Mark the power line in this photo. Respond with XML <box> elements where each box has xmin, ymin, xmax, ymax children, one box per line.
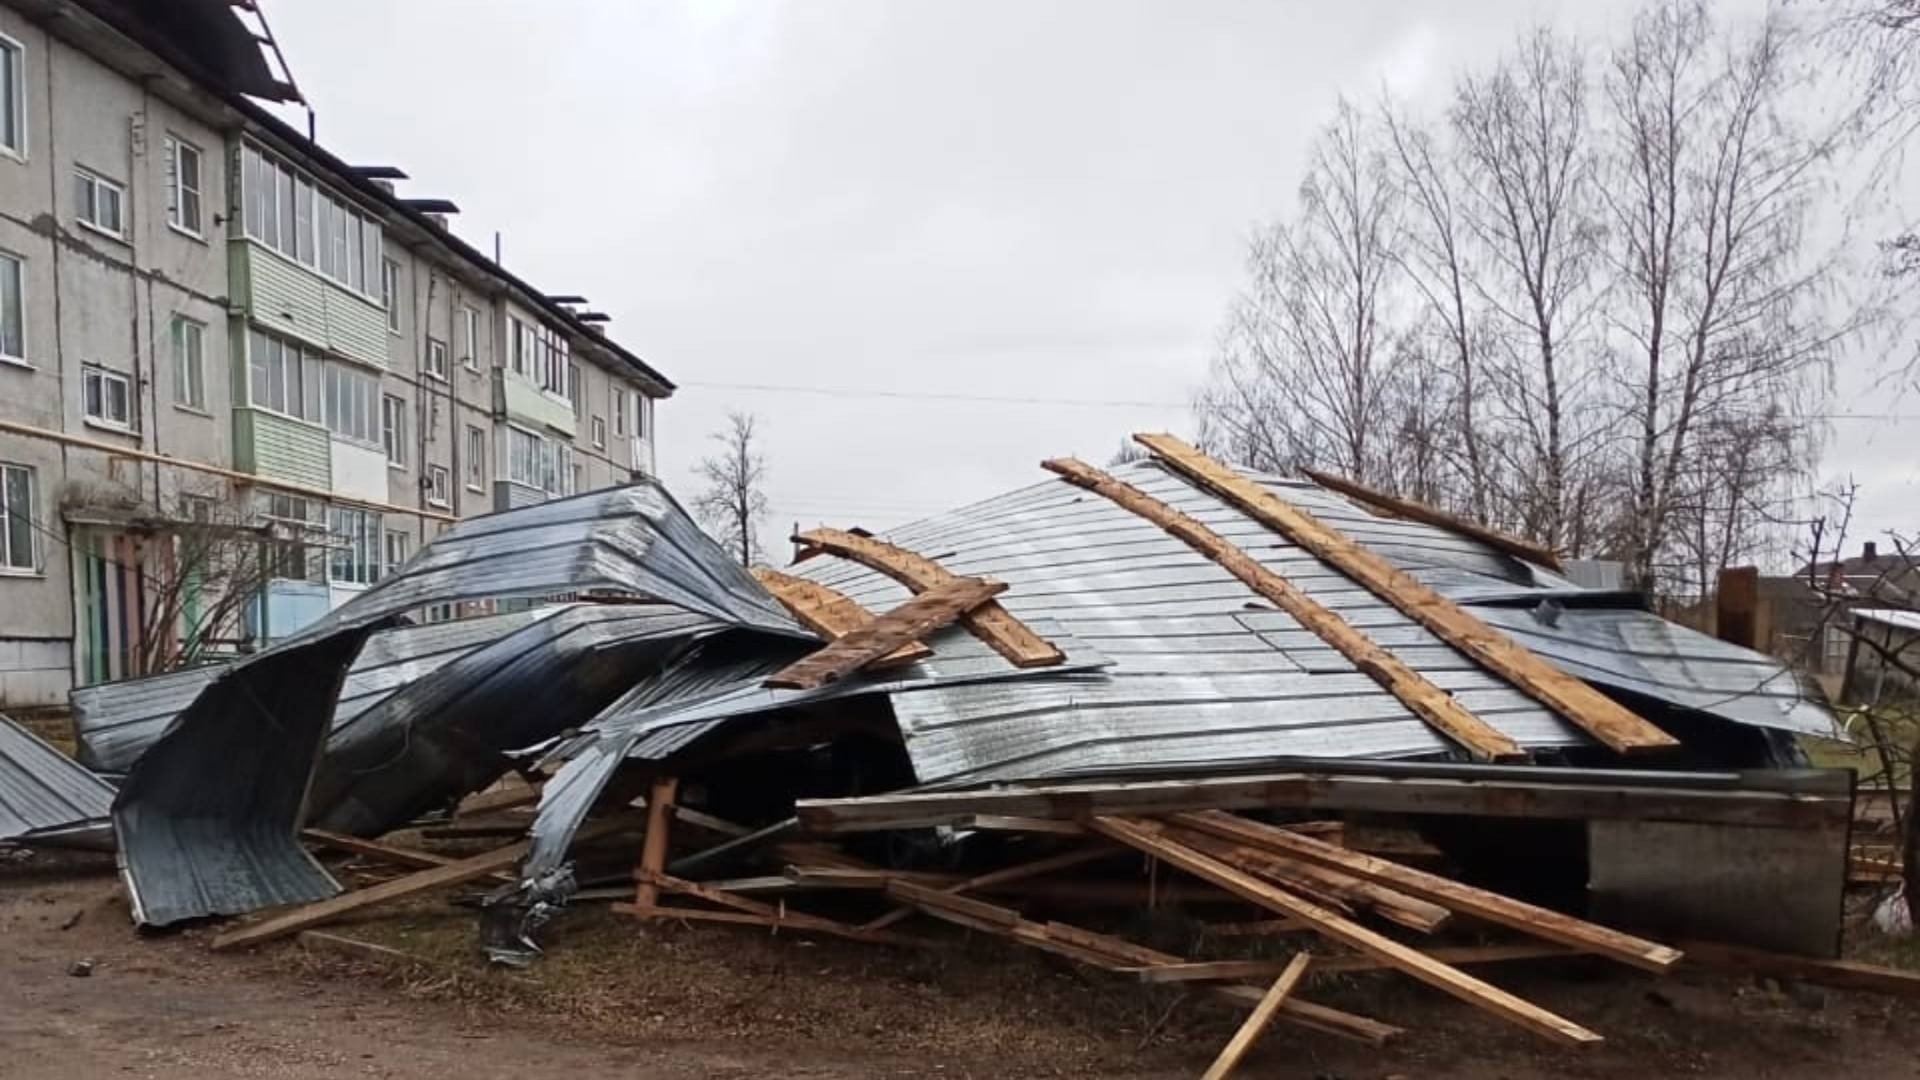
<box><xmin>680</xmin><ymin>380</ymin><xmax>1188</xmax><ymax>410</ymax></box>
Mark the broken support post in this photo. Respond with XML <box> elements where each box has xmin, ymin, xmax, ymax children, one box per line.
<box><xmin>631</xmin><ymin>775</ymin><xmax>680</xmax><ymax>913</ymax></box>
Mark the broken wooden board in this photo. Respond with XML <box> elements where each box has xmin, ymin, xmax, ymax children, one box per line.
<box><xmin>300</xmin><ymin>828</ymin><xmax>514</xmax><ymax>885</ymax></box>
<box><xmin>1127</xmin><ymin>943</ymin><xmax>1577</xmax><ymax>983</ymax></box>
<box><xmin>1681</xmin><ymin>940</ymin><xmax>1920</xmax><ymax>997</ymax></box>
<box><xmin>1299</xmin><ymin>466</ymin><xmax>1563</xmax><ymax>570</ymax></box>
<box><xmin>751</xmin><ymin>566</ymin><xmax>931</xmax><ymax>667</ymax></box>
<box><xmin>1163</xmin><ymin>822</ymin><xmax>1450</xmax><ymax>932</ymax></box>
<box><xmin>790</xmin><ymin>527</ymin><xmax>1064</xmax><ymax>668</ymax></box>
<box><xmin>1089</xmin><ymin>816</ymin><xmax>1604</xmax><ymax>1047</ymax></box>
<box><xmin>610</xmin><ymin>902</ymin><xmax>932</xmax><ymax>948</ymax></box>
<box><xmin>1134</xmin><ymin>433</ymin><xmax>1677</xmax><ymax>755</ymax></box>
<box><xmin>297</xmin><ymin>930</ymin><xmax>422</xmax><ymax>966</ymax></box>
<box><xmin>1171</xmin><ymin>810</ymin><xmax>1682</xmax><ymax>974</ymax></box>
<box><xmin>764</xmin><ymin>577</ymin><xmax>1006</xmax><ymax>689</ymax></box>
<box><xmin>1201</xmin><ymin>953</ymin><xmax>1312</xmax><ymax>1080</ymax></box>
<box><xmin>1043</xmin><ymin>456</ymin><xmax>1525</xmax><ymax>762</ymax></box>
<box><xmin>862</xmin><ymin>845</ymin><xmax>1117</xmax><ymax>932</ymax></box>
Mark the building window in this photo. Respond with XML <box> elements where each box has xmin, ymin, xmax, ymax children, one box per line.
<box><xmin>324</xmin><ymin>363</ymin><xmax>379</xmax><ymax>445</ymax></box>
<box><xmin>163</xmin><ymin>136</ymin><xmax>203</xmax><ymax>236</ymax></box>
<box><xmin>636</xmin><ymin>395</ymin><xmax>651</xmax><ymax>440</ymax></box>
<box><xmin>74</xmin><ymin>168</ymin><xmax>125</xmax><ymax>237</ymax></box>
<box><xmin>170</xmin><ymin>316</ymin><xmax>204</xmax><ymax>410</ymax></box>
<box><xmin>0</xmin><ymin>251</ymin><xmax>22</xmax><ymax>362</ymax></box>
<box><xmin>246</xmin><ymin>329</ymin><xmax>322</xmax><ymax>422</ymax></box>
<box><xmin>465</xmin><ymin>424</ymin><xmax>485</xmax><ymax>490</ymax></box>
<box><xmin>612</xmin><ymin>389</ymin><xmax>627</xmax><ymax>436</ymax></box>
<box><xmin>0</xmin><ymin>35</ymin><xmax>23</xmax><ymax>159</ymax></box>
<box><xmin>426</xmin><ymin>464</ymin><xmax>450</xmax><ymax>507</ymax></box>
<box><xmin>425</xmin><ymin>337</ymin><xmax>447</xmax><ymax>380</ymax></box>
<box><xmin>384</xmin><ymin>529</ymin><xmax>410</xmax><ymax>576</ymax></box>
<box><xmin>506</xmin><ymin>426</ymin><xmax>567</xmax><ymax>496</ymax></box>
<box><xmin>461</xmin><ymin>305</ymin><xmax>481</xmax><ymax>367</ymax></box>
<box><xmin>591</xmin><ymin>416</ymin><xmax>605</xmax><ymax>449</ymax></box>
<box><xmin>242</xmin><ymin>143</ymin><xmax>384</xmax><ymax>299</ymax></box>
<box><xmin>507</xmin><ymin>314</ymin><xmax>529</xmax><ymax>375</ymax></box>
<box><xmin>382</xmin><ymin>259</ymin><xmax>400</xmax><ymax>332</ymax></box>
<box><xmin>381</xmin><ymin>393</ymin><xmax>407</xmax><ymax>466</ymax></box>
<box><xmin>1825</xmin><ymin>626</ymin><xmax>1853</xmax><ymax>672</ymax></box>
<box><xmin>327</xmin><ymin>506</ymin><xmax>381</xmax><ymax>586</ymax></box>
<box><xmin>0</xmin><ymin>462</ymin><xmax>35</xmax><ymax>572</ymax></box>
<box><xmin>260</xmin><ymin>492</ymin><xmax>323</xmax><ymax>582</ymax></box>
<box><xmin>567</xmin><ymin>362</ymin><xmax>581</xmax><ymax>415</ymax></box>
<box><xmin>82</xmin><ymin>365</ymin><xmax>133</xmax><ymax>429</ymax></box>
<box><xmin>571</xmin><ymin>462</ymin><xmax>584</xmax><ymax>496</ymax></box>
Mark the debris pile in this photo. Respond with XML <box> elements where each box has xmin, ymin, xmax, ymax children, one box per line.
<box><xmin>3</xmin><ymin>432</ymin><xmax>1895</xmax><ymax>1074</ymax></box>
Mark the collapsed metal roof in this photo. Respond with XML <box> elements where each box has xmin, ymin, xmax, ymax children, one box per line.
<box><xmin>0</xmin><ymin>712</ymin><xmax>115</xmax><ymax>847</ymax></box>
<box><xmin>113</xmin><ymin>482</ymin><xmax>806</xmax><ymax>927</ymax></box>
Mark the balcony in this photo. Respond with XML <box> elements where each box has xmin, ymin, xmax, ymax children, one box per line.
<box><xmin>230</xmin><ymin>239</ymin><xmax>387</xmax><ymax>369</ymax></box>
<box><xmin>233</xmin><ymin>407</ymin><xmax>330</xmax><ymax>490</ymax></box>
<box><xmin>492</xmin><ymin>369</ymin><xmax>576</xmax><ymax>438</ymax></box>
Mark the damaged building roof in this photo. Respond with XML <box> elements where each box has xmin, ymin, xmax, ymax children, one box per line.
<box><xmin>0</xmin><ymin>713</ymin><xmax>116</xmax><ymax>847</ymax></box>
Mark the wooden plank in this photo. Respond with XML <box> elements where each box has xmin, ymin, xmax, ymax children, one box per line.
<box><xmin>862</xmin><ymin>845</ymin><xmax>1116</xmax><ymax>932</ymax></box>
<box><xmin>1044</xmin><ymin>457</ymin><xmax>1524</xmax><ymax>762</ymax></box>
<box><xmin>631</xmin><ymin>776</ymin><xmax>679</xmax><ymax>910</ymax></box>
<box><xmin>957</xmin><ymin>814</ymin><xmax>1087</xmax><ymax>836</ymax></box>
<box><xmin>1201</xmin><ymin>953</ymin><xmax>1312</xmax><ymax>1080</ymax></box>
<box><xmin>456</xmin><ymin>781</ymin><xmax>544</xmax><ymax>817</ymax></box>
<box><xmin>1299</xmin><ymin>466</ymin><xmax>1563</xmax><ymax>570</ymax></box>
<box><xmin>1089</xmin><ymin>816</ymin><xmax>1604</xmax><ymax>1047</ymax></box>
<box><xmin>886</xmin><ymin>878</ymin><xmax>1023</xmax><ymax>928</ymax></box>
<box><xmin>1171</xmin><ymin>810</ymin><xmax>1682</xmax><ymax>974</ymax></box>
<box><xmin>611</xmin><ymin>903</ymin><xmax>932</xmax><ymax>948</ymax></box>
<box><xmin>1204</xmin><ymin>918</ymin><xmax>1309</xmax><ymax>937</ymax></box>
<box><xmin>796</xmin><ymin>769</ymin><xmax>1844</xmax><ymax>834</ymax></box>
<box><xmin>297</xmin><ymin>930</ymin><xmax>421</xmax><ymax>965</ymax></box>
<box><xmin>1137</xmin><ymin>433</ymin><xmax>1678</xmax><ymax>755</ymax></box>
<box><xmin>791</xmin><ymin>527</ymin><xmax>1064</xmax><ymax>668</ymax></box>
<box><xmin>1164</xmin><ymin>824</ymin><xmax>1450</xmax><ymax>932</ymax></box>
<box><xmin>750</xmin><ymin>567</ymin><xmax>931</xmax><ymax>667</ymax></box>
<box><xmin>1680</xmin><ymin>940</ymin><xmax>1920</xmax><ymax>997</ymax></box>
<box><xmin>301</xmin><ymin>828</ymin><xmax>514</xmax><ymax>885</ymax></box>
<box><xmin>764</xmin><ymin>577</ymin><xmax>1006</xmax><ymax>689</ymax></box>
<box><xmin>1128</xmin><ymin>943</ymin><xmax>1576</xmax><ymax>983</ymax></box>
<box><xmin>214</xmin><ymin>842</ymin><xmax>529</xmax><ymax>951</ymax></box>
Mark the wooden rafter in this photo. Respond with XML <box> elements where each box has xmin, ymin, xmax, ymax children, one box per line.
<box><xmin>751</xmin><ymin>567</ymin><xmax>931</xmax><ymax>668</ymax></box>
<box><xmin>1300</xmin><ymin>466</ymin><xmax>1563</xmax><ymax>570</ymax></box>
<box><xmin>1201</xmin><ymin>953</ymin><xmax>1312</xmax><ymax>1080</ymax></box>
<box><xmin>1043</xmin><ymin>457</ymin><xmax>1525</xmax><ymax>762</ymax></box>
<box><xmin>1135</xmin><ymin>433</ymin><xmax>1678</xmax><ymax>756</ymax></box>
<box><xmin>764</xmin><ymin>577</ymin><xmax>1006</xmax><ymax>690</ymax></box>
<box><xmin>790</xmin><ymin>527</ymin><xmax>1064</xmax><ymax>669</ymax></box>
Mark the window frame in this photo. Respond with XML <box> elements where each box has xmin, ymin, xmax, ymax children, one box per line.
<box><xmin>381</xmin><ymin>393</ymin><xmax>407</xmax><ymax>468</ymax></box>
<box><xmin>326</xmin><ymin>505</ymin><xmax>381</xmax><ymax>587</ymax></box>
<box><xmin>170</xmin><ymin>314</ymin><xmax>205</xmax><ymax>412</ymax></box>
<box><xmin>322</xmin><ymin>362</ymin><xmax>380</xmax><ymax>446</ymax></box>
<box><xmin>0</xmin><ymin>33</ymin><xmax>25</xmax><ymax>161</ymax></box>
<box><xmin>241</xmin><ymin>141</ymin><xmax>385</xmax><ymax>303</ymax></box>
<box><xmin>591</xmin><ymin>415</ymin><xmax>605</xmax><ymax>449</ymax></box>
<box><xmin>425</xmin><ymin>337</ymin><xmax>448</xmax><ymax>380</ymax></box>
<box><xmin>382</xmin><ymin>258</ymin><xmax>400</xmax><ymax>333</ymax></box>
<box><xmin>612</xmin><ymin>389</ymin><xmax>627</xmax><ymax>436</ymax></box>
<box><xmin>0</xmin><ymin>249</ymin><xmax>24</xmax><ymax>365</ymax></box>
<box><xmin>0</xmin><ymin>461</ymin><xmax>37</xmax><ymax>573</ymax></box>
<box><xmin>245</xmin><ymin>328</ymin><xmax>322</xmax><ymax>424</ymax></box>
<box><xmin>163</xmin><ymin>134</ymin><xmax>205</xmax><ymax>239</ymax></box>
<box><xmin>74</xmin><ymin>166</ymin><xmax>126</xmax><ymax>239</ymax></box>
<box><xmin>460</xmin><ymin>305</ymin><xmax>481</xmax><ymax>368</ymax></box>
<box><xmin>383</xmin><ymin>528</ymin><xmax>410</xmax><ymax>577</ymax></box>
<box><xmin>426</xmin><ymin>464</ymin><xmax>451</xmax><ymax>508</ymax></box>
<box><xmin>465</xmin><ymin>424</ymin><xmax>486</xmax><ymax>491</ymax></box>
<box><xmin>81</xmin><ymin>363</ymin><xmax>135</xmax><ymax>431</ymax></box>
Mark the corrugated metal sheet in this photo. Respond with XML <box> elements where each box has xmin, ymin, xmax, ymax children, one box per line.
<box><xmin>789</xmin><ymin>459</ymin><xmax>1827</xmax><ymax>786</ymax></box>
<box><xmin>72</xmin><ymin>609</ymin><xmax>553</xmax><ymax>774</ymax></box>
<box><xmin>0</xmin><ymin>712</ymin><xmax>115</xmax><ymax>846</ymax></box>
<box><xmin>114</xmin><ymin>481</ymin><xmax>807</xmax><ymax>927</ymax></box>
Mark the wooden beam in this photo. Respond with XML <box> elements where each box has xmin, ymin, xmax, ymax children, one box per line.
<box><xmin>631</xmin><ymin>775</ymin><xmax>680</xmax><ymax>911</ymax></box>
<box><xmin>1170</xmin><ymin>810</ymin><xmax>1682</xmax><ymax>974</ymax></box>
<box><xmin>1136</xmin><ymin>433</ymin><xmax>1678</xmax><ymax>755</ymax></box>
<box><xmin>1163</xmin><ymin>823</ymin><xmax>1451</xmax><ymax>933</ymax></box>
<box><xmin>1089</xmin><ymin>816</ymin><xmax>1604</xmax><ymax>1047</ymax></box>
<box><xmin>1128</xmin><ymin>943</ymin><xmax>1577</xmax><ymax>983</ymax></box>
<box><xmin>214</xmin><ymin>841</ymin><xmax>529</xmax><ymax>951</ymax></box>
<box><xmin>956</xmin><ymin>814</ymin><xmax>1088</xmax><ymax>836</ymax></box>
<box><xmin>796</xmin><ymin>769</ymin><xmax>1845</xmax><ymax>834</ymax></box>
<box><xmin>456</xmin><ymin>781</ymin><xmax>544</xmax><ymax>817</ymax></box>
<box><xmin>750</xmin><ymin>567</ymin><xmax>931</xmax><ymax>667</ymax></box>
<box><xmin>301</xmin><ymin>828</ymin><xmax>514</xmax><ymax>885</ymax></box>
<box><xmin>862</xmin><ymin>845</ymin><xmax>1117</xmax><ymax>932</ymax></box>
<box><xmin>1043</xmin><ymin>457</ymin><xmax>1524</xmax><ymax>762</ymax></box>
<box><xmin>1203</xmin><ymin>918</ymin><xmax>1309</xmax><ymax>937</ymax></box>
<box><xmin>1680</xmin><ymin>940</ymin><xmax>1920</xmax><ymax>997</ymax></box>
<box><xmin>1299</xmin><ymin>466</ymin><xmax>1563</xmax><ymax>570</ymax></box>
<box><xmin>1201</xmin><ymin>953</ymin><xmax>1312</xmax><ymax>1080</ymax></box>
<box><xmin>764</xmin><ymin>577</ymin><xmax>1006</xmax><ymax>689</ymax></box>
<box><xmin>610</xmin><ymin>902</ymin><xmax>931</xmax><ymax>948</ymax></box>
<box><xmin>791</xmin><ymin>527</ymin><xmax>1064</xmax><ymax>668</ymax></box>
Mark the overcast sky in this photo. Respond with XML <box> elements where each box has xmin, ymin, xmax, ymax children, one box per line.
<box><xmin>261</xmin><ymin>0</ymin><xmax>1915</xmax><ymax>565</ymax></box>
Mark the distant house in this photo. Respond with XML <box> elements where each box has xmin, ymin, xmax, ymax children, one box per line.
<box><xmin>1757</xmin><ymin>542</ymin><xmax>1919</xmax><ymax>677</ymax></box>
<box><xmin>1844</xmin><ymin>608</ymin><xmax>1920</xmax><ymax>704</ymax></box>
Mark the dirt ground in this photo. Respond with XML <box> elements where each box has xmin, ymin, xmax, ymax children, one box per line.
<box><xmin>7</xmin><ymin>849</ymin><xmax>1920</xmax><ymax>1079</ymax></box>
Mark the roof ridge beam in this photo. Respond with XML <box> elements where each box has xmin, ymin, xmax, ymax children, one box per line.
<box><xmin>1133</xmin><ymin>434</ymin><xmax>1678</xmax><ymax>755</ymax></box>
<box><xmin>1042</xmin><ymin>457</ymin><xmax>1525</xmax><ymax>762</ymax></box>
<box><xmin>789</xmin><ymin>528</ymin><xmax>1065</xmax><ymax>669</ymax></box>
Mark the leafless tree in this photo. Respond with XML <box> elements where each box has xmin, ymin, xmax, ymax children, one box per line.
<box><xmin>694</xmin><ymin>411</ymin><xmax>770</xmax><ymax>567</ymax></box>
<box><xmin>135</xmin><ymin>494</ymin><xmax>275</xmax><ymax>672</ymax></box>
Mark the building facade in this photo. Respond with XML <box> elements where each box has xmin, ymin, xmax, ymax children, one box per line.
<box><xmin>0</xmin><ymin>0</ymin><xmax>671</xmax><ymax>706</ymax></box>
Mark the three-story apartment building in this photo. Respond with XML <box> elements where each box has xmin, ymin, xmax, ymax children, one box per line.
<box><xmin>0</xmin><ymin>0</ymin><xmax>671</xmax><ymax>705</ymax></box>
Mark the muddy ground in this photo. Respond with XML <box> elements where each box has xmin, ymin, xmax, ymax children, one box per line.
<box><xmin>5</xmin><ymin>849</ymin><xmax>1920</xmax><ymax>1079</ymax></box>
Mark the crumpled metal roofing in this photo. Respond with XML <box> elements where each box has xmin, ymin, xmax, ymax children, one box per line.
<box><xmin>0</xmin><ymin>712</ymin><xmax>116</xmax><ymax>847</ymax></box>
<box><xmin>785</xmin><ymin>460</ymin><xmax>1829</xmax><ymax>786</ymax></box>
<box><xmin>114</xmin><ymin>481</ymin><xmax>807</xmax><ymax>927</ymax></box>
<box><xmin>70</xmin><ymin>609</ymin><xmax>553</xmax><ymax>775</ymax></box>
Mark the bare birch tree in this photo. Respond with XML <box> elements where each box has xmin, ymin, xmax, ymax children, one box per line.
<box><xmin>694</xmin><ymin>411</ymin><xmax>770</xmax><ymax>567</ymax></box>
